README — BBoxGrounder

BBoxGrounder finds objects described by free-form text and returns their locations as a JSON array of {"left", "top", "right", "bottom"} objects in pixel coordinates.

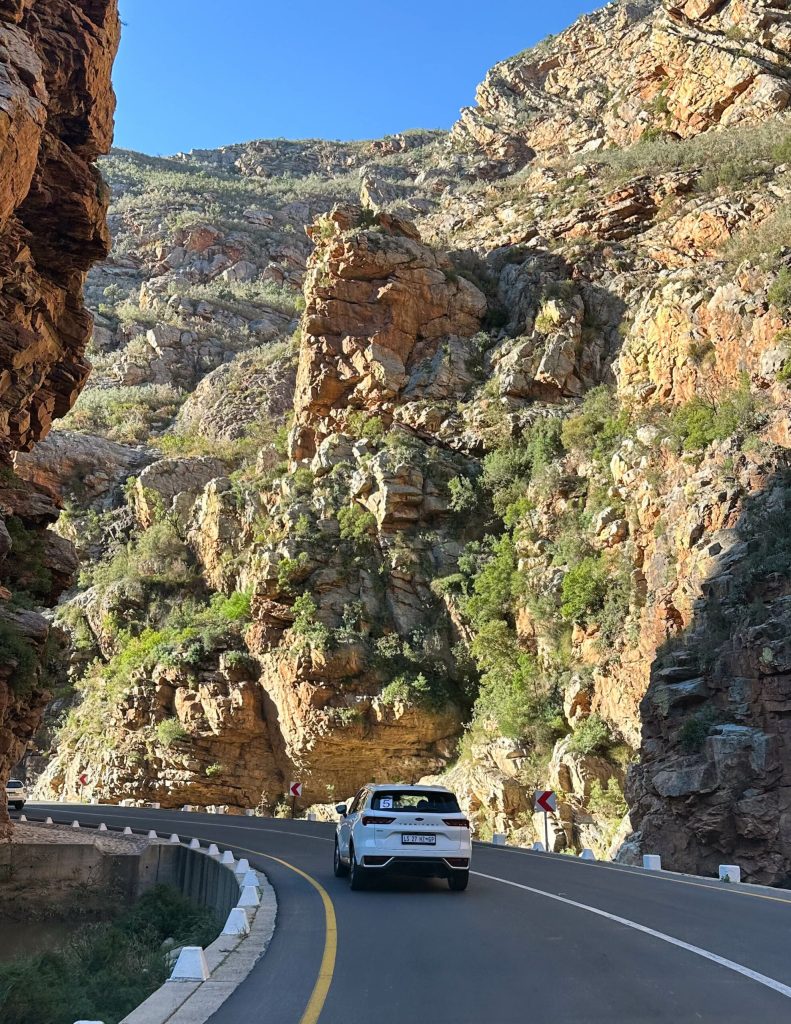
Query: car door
[{"left": 338, "top": 788, "right": 364, "bottom": 859}]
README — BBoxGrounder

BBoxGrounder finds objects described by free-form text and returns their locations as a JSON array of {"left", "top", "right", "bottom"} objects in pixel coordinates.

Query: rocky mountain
[{"left": 6, "top": 0, "right": 791, "bottom": 882}]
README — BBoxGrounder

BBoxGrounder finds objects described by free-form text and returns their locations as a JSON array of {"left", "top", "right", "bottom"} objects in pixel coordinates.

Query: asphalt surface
[{"left": 19, "top": 803, "right": 791, "bottom": 1024}]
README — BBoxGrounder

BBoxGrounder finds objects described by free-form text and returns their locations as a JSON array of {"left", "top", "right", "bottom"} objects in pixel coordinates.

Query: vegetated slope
[{"left": 27, "top": 0, "right": 791, "bottom": 882}]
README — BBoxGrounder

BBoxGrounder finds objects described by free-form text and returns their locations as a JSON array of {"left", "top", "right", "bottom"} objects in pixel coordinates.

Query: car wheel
[
  {"left": 448, "top": 870, "right": 469, "bottom": 891},
  {"left": 333, "top": 837, "right": 348, "bottom": 877},
  {"left": 13, "top": 802, "right": 23, "bottom": 811},
  {"left": 348, "top": 845, "right": 368, "bottom": 890}
]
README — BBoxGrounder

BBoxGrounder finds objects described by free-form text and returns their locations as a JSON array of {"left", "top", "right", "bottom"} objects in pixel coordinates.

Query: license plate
[{"left": 401, "top": 833, "right": 436, "bottom": 845}]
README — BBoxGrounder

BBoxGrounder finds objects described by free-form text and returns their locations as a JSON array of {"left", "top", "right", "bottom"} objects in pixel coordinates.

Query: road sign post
[
  {"left": 288, "top": 781, "right": 302, "bottom": 819},
  {"left": 534, "top": 790, "right": 557, "bottom": 852},
  {"left": 77, "top": 772, "right": 88, "bottom": 804}
]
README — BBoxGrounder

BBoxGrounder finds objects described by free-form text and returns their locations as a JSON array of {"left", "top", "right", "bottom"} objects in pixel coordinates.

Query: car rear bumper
[{"left": 362, "top": 855, "right": 470, "bottom": 877}]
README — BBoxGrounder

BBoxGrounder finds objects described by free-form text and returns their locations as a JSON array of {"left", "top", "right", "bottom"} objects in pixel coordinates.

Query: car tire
[
  {"left": 333, "top": 837, "right": 348, "bottom": 877},
  {"left": 448, "top": 870, "right": 469, "bottom": 891},
  {"left": 348, "top": 845, "right": 368, "bottom": 890},
  {"left": 12, "top": 802, "right": 23, "bottom": 811}
]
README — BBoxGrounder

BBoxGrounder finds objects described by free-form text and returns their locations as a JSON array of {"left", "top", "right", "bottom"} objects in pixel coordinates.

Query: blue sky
[{"left": 114, "top": 1, "right": 601, "bottom": 155}]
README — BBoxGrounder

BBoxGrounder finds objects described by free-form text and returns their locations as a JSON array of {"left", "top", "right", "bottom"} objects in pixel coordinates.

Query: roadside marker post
[
  {"left": 288, "top": 780, "right": 303, "bottom": 819},
  {"left": 534, "top": 790, "right": 557, "bottom": 853}
]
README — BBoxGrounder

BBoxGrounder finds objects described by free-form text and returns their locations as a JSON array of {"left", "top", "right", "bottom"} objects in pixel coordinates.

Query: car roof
[
  {"left": 365, "top": 783, "right": 454, "bottom": 794},
  {"left": 6, "top": 779, "right": 23, "bottom": 785}
]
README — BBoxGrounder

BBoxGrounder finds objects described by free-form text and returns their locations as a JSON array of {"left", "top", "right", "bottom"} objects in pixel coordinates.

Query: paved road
[{"left": 20, "top": 804, "right": 791, "bottom": 1023}]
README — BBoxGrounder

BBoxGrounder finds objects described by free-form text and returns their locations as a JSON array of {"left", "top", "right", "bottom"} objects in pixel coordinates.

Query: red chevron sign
[
  {"left": 534, "top": 790, "right": 557, "bottom": 814},
  {"left": 289, "top": 781, "right": 303, "bottom": 798}
]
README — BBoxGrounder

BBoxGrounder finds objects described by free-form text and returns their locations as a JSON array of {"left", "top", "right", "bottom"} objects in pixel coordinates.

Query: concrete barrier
[
  {"left": 189, "top": 838, "right": 201, "bottom": 850},
  {"left": 531, "top": 842, "right": 545, "bottom": 852},
  {"left": 580, "top": 849, "right": 596, "bottom": 861},
  {"left": 208, "top": 844, "right": 219, "bottom": 856},
  {"left": 147, "top": 830, "right": 157, "bottom": 839},
  {"left": 45, "top": 816, "right": 53, "bottom": 824},
  {"left": 123, "top": 827, "right": 133, "bottom": 835},
  {"left": 245, "top": 809, "right": 255, "bottom": 817},
  {"left": 643, "top": 854, "right": 662, "bottom": 871},
  {"left": 222, "top": 907, "right": 250, "bottom": 936},
  {"left": 719, "top": 864, "right": 741, "bottom": 883},
  {"left": 19, "top": 814, "right": 26, "bottom": 822},
  {"left": 241, "top": 870, "right": 259, "bottom": 888},
  {"left": 98, "top": 823, "right": 107, "bottom": 831},
  {"left": 237, "top": 885, "right": 260, "bottom": 908},
  {"left": 169, "top": 833, "right": 180, "bottom": 844},
  {"left": 169, "top": 946, "right": 210, "bottom": 982},
  {"left": 492, "top": 833, "right": 506, "bottom": 846},
  {"left": 234, "top": 858, "right": 250, "bottom": 875},
  {"left": 220, "top": 851, "right": 234, "bottom": 865},
  {"left": 71, "top": 820, "right": 80, "bottom": 829}
]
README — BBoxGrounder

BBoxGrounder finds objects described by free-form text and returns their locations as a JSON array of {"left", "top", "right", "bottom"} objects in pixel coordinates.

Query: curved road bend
[{"left": 21, "top": 804, "right": 791, "bottom": 1024}]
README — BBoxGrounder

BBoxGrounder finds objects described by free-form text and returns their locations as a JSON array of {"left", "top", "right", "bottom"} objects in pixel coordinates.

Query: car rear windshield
[
  {"left": 370, "top": 790, "right": 461, "bottom": 813},
  {"left": 6, "top": 781, "right": 22, "bottom": 789}
]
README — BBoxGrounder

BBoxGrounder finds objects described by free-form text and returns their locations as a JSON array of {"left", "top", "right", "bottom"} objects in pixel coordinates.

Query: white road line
[{"left": 473, "top": 870, "right": 791, "bottom": 1000}]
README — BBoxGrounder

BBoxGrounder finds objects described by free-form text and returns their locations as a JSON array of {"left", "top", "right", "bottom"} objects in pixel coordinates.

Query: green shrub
[
  {"left": 0, "top": 885, "right": 218, "bottom": 1024},
  {"left": 0, "top": 621, "right": 38, "bottom": 695},
  {"left": 669, "top": 378, "right": 759, "bottom": 451},
  {"left": 346, "top": 411, "right": 386, "bottom": 442},
  {"left": 588, "top": 776, "right": 627, "bottom": 818},
  {"left": 155, "top": 718, "right": 187, "bottom": 748},
  {"left": 291, "top": 592, "right": 330, "bottom": 650},
  {"left": 560, "top": 556, "right": 608, "bottom": 623},
  {"left": 567, "top": 714, "right": 611, "bottom": 754},
  {"left": 768, "top": 267, "right": 791, "bottom": 313},
  {"left": 210, "top": 590, "right": 251, "bottom": 622},
  {"left": 338, "top": 503, "right": 377, "bottom": 542},
  {"left": 448, "top": 476, "right": 479, "bottom": 514},
  {"left": 205, "top": 762, "right": 224, "bottom": 777},
  {"left": 381, "top": 671, "right": 446, "bottom": 709},
  {"left": 561, "top": 386, "right": 629, "bottom": 463},
  {"left": 59, "top": 385, "right": 184, "bottom": 443}
]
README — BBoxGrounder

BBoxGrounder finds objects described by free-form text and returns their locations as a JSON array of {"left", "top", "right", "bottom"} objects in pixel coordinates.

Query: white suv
[
  {"left": 334, "top": 784, "right": 471, "bottom": 891},
  {"left": 5, "top": 779, "right": 26, "bottom": 811}
]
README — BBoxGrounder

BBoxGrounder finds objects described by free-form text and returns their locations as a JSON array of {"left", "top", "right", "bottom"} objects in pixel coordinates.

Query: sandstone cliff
[
  {"left": 25, "top": 0, "right": 791, "bottom": 881},
  {"left": 0, "top": 0, "right": 120, "bottom": 834}
]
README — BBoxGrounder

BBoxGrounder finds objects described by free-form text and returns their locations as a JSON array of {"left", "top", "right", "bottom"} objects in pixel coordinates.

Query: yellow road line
[{"left": 184, "top": 833, "right": 337, "bottom": 1024}]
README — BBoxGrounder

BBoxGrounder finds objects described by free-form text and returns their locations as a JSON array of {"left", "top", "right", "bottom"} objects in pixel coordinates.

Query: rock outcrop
[
  {"left": 0, "top": 0, "right": 120, "bottom": 833},
  {"left": 451, "top": 0, "right": 790, "bottom": 174}
]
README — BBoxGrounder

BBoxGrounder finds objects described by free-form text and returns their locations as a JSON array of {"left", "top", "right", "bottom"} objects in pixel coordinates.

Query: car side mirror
[{"left": 335, "top": 803, "right": 348, "bottom": 816}]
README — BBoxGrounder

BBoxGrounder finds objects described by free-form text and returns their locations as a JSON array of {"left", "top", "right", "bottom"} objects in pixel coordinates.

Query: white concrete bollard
[
  {"left": 580, "top": 849, "right": 596, "bottom": 861},
  {"left": 122, "top": 826, "right": 133, "bottom": 835},
  {"left": 90, "top": 798, "right": 98, "bottom": 805},
  {"left": 150, "top": 802, "right": 160, "bottom": 809},
  {"left": 234, "top": 857, "right": 250, "bottom": 875},
  {"left": 220, "top": 850, "right": 235, "bottom": 865},
  {"left": 169, "top": 833, "right": 180, "bottom": 844},
  {"left": 169, "top": 946, "right": 210, "bottom": 982},
  {"left": 531, "top": 842, "right": 545, "bottom": 852},
  {"left": 241, "top": 870, "right": 260, "bottom": 888},
  {"left": 98, "top": 823, "right": 107, "bottom": 831},
  {"left": 71, "top": 820, "right": 80, "bottom": 829},
  {"left": 237, "top": 885, "right": 260, "bottom": 908},
  {"left": 719, "top": 864, "right": 741, "bottom": 883},
  {"left": 643, "top": 854, "right": 662, "bottom": 871},
  {"left": 45, "top": 816, "right": 53, "bottom": 825},
  {"left": 19, "top": 814, "right": 26, "bottom": 823},
  {"left": 147, "top": 830, "right": 158, "bottom": 839},
  {"left": 492, "top": 833, "right": 506, "bottom": 846},
  {"left": 222, "top": 907, "right": 250, "bottom": 936},
  {"left": 245, "top": 808, "right": 255, "bottom": 816},
  {"left": 189, "top": 838, "right": 200, "bottom": 849},
  {"left": 307, "top": 812, "right": 317, "bottom": 821},
  {"left": 208, "top": 844, "right": 220, "bottom": 856}
]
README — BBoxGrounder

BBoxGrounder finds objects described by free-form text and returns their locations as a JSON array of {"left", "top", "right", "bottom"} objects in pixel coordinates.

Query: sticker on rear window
[{"left": 379, "top": 796, "right": 393, "bottom": 808}]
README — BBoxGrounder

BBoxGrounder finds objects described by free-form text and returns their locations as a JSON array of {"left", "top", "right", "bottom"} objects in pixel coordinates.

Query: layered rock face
[
  {"left": 0, "top": 0, "right": 120, "bottom": 832},
  {"left": 452, "top": 0, "right": 790, "bottom": 175}
]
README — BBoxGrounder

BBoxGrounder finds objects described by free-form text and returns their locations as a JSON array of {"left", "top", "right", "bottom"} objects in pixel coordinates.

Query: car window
[
  {"left": 349, "top": 788, "right": 365, "bottom": 813},
  {"left": 371, "top": 790, "right": 461, "bottom": 813},
  {"left": 6, "top": 781, "right": 22, "bottom": 789}
]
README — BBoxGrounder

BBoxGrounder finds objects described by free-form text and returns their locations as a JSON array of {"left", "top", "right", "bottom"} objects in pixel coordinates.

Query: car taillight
[
  {"left": 443, "top": 818, "right": 470, "bottom": 828},
  {"left": 362, "top": 815, "right": 395, "bottom": 825}
]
